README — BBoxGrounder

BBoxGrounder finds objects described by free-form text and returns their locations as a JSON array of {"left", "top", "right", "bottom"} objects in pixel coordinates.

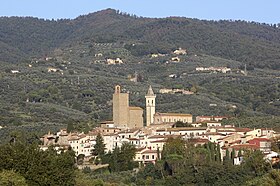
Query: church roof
[{"left": 146, "top": 85, "right": 155, "bottom": 96}]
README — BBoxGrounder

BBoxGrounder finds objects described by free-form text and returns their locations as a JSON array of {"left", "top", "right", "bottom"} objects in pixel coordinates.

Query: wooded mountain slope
[{"left": 1, "top": 8, "right": 280, "bottom": 69}]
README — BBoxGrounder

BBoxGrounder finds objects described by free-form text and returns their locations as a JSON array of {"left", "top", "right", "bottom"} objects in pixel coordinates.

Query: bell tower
[{"left": 145, "top": 85, "right": 156, "bottom": 126}]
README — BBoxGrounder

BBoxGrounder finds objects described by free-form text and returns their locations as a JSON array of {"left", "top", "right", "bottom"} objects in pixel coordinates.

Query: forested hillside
[
  {"left": 0, "top": 9, "right": 279, "bottom": 142},
  {"left": 1, "top": 9, "right": 280, "bottom": 69}
]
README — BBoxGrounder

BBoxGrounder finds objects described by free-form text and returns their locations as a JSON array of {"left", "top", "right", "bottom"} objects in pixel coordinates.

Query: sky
[{"left": 1, "top": 0, "right": 279, "bottom": 24}]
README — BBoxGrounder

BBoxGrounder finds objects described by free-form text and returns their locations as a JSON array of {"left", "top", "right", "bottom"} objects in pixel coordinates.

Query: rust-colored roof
[
  {"left": 150, "top": 139, "right": 167, "bottom": 143},
  {"left": 229, "top": 140, "right": 242, "bottom": 144},
  {"left": 128, "top": 138, "right": 139, "bottom": 141},
  {"left": 148, "top": 135, "right": 167, "bottom": 139},
  {"left": 166, "top": 127, "right": 207, "bottom": 131},
  {"left": 230, "top": 144, "right": 259, "bottom": 150},
  {"left": 205, "top": 132, "right": 225, "bottom": 136},
  {"left": 248, "top": 138, "right": 271, "bottom": 142}
]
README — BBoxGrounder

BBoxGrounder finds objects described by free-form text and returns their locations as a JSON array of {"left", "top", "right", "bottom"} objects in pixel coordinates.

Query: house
[
  {"left": 153, "top": 112, "right": 193, "bottom": 124},
  {"left": 248, "top": 138, "right": 272, "bottom": 152},
  {"left": 187, "top": 138, "right": 210, "bottom": 147},
  {"left": 11, "top": 70, "right": 20, "bottom": 74},
  {"left": 206, "top": 121, "right": 222, "bottom": 127},
  {"left": 195, "top": 67, "right": 231, "bottom": 73},
  {"left": 95, "top": 53, "right": 103, "bottom": 57},
  {"left": 217, "top": 133, "right": 243, "bottom": 147},
  {"left": 47, "top": 67, "right": 63, "bottom": 73},
  {"left": 135, "top": 148, "right": 159, "bottom": 164},
  {"left": 68, "top": 133, "right": 95, "bottom": 156},
  {"left": 171, "top": 57, "right": 180, "bottom": 62},
  {"left": 168, "top": 74, "right": 178, "bottom": 78},
  {"left": 107, "top": 58, "right": 123, "bottom": 65},
  {"left": 196, "top": 116, "right": 228, "bottom": 122},
  {"left": 151, "top": 53, "right": 166, "bottom": 58},
  {"left": 159, "top": 88, "right": 194, "bottom": 95},
  {"left": 173, "top": 48, "right": 187, "bottom": 55},
  {"left": 100, "top": 121, "right": 115, "bottom": 128},
  {"left": 156, "top": 127, "right": 207, "bottom": 138}
]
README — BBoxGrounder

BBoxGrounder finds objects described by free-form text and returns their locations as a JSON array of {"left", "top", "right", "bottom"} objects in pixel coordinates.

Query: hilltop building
[{"left": 113, "top": 85, "right": 143, "bottom": 128}]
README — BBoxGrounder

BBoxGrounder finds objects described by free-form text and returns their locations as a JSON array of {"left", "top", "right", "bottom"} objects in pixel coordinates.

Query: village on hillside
[{"left": 40, "top": 85, "right": 280, "bottom": 167}]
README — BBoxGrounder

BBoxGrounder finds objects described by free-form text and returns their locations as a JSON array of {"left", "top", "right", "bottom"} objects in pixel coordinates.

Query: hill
[
  {"left": 0, "top": 9, "right": 279, "bottom": 142},
  {"left": 1, "top": 9, "right": 280, "bottom": 69}
]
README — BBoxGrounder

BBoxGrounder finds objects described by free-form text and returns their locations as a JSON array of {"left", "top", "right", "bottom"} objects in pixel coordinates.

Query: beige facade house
[
  {"left": 135, "top": 148, "right": 159, "bottom": 164},
  {"left": 173, "top": 48, "right": 187, "bottom": 55},
  {"left": 154, "top": 112, "right": 193, "bottom": 124}
]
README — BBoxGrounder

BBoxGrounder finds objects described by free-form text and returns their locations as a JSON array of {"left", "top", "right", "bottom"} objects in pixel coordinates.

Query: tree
[
  {"left": 245, "top": 170, "right": 280, "bottom": 186},
  {"left": 161, "top": 137, "right": 186, "bottom": 159},
  {"left": 242, "top": 150, "right": 271, "bottom": 176},
  {"left": 92, "top": 133, "right": 105, "bottom": 159},
  {"left": 0, "top": 170, "right": 28, "bottom": 186},
  {"left": 119, "top": 142, "right": 137, "bottom": 171},
  {"left": 66, "top": 122, "right": 74, "bottom": 133},
  {"left": 105, "top": 142, "right": 136, "bottom": 172},
  {"left": 0, "top": 142, "right": 76, "bottom": 186}
]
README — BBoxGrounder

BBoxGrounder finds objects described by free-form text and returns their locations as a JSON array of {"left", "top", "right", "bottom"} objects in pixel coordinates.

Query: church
[{"left": 110, "top": 85, "right": 192, "bottom": 129}]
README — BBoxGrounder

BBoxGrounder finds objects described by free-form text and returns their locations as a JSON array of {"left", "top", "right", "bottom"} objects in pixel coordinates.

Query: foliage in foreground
[{"left": 0, "top": 142, "right": 76, "bottom": 186}]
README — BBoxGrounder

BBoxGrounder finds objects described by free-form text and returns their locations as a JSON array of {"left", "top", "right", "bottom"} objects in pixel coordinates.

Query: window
[
  {"left": 152, "top": 100, "right": 153, "bottom": 104},
  {"left": 146, "top": 155, "right": 149, "bottom": 159},
  {"left": 142, "top": 155, "right": 145, "bottom": 159},
  {"left": 152, "top": 155, "right": 155, "bottom": 159}
]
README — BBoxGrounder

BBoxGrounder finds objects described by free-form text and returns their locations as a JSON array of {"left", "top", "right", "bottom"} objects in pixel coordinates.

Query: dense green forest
[{"left": 0, "top": 8, "right": 279, "bottom": 143}]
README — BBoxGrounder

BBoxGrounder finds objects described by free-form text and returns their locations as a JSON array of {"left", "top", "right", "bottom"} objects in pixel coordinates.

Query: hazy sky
[{"left": 1, "top": 0, "right": 279, "bottom": 24}]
